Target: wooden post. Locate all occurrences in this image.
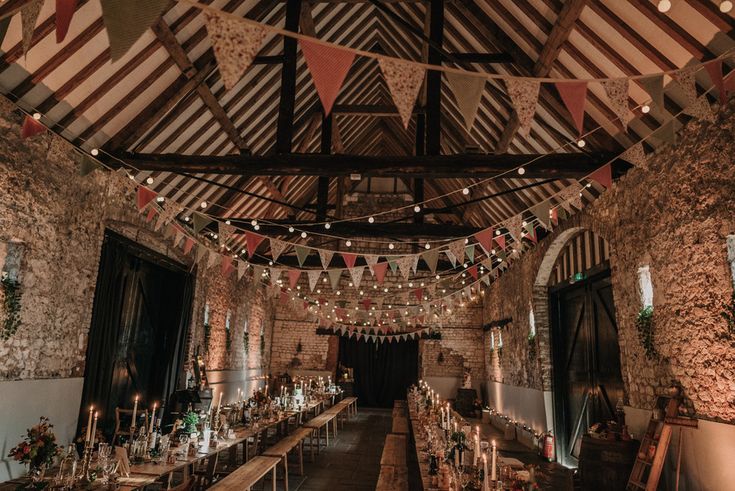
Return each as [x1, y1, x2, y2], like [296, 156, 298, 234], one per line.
[276, 0, 302, 154]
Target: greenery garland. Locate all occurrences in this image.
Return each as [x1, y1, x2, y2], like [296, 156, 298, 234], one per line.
[636, 306, 656, 359]
[1, 276, 22, 340]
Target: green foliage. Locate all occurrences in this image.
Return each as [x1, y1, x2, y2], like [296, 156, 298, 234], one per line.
[243, 331, 250, 353]
[636, 306, 656, 359]
[527, 333, 537, 361]
[203, 323, 211, 352]
[182, 411, 199, 434]
[1, 276, 22, 340]
[721, 291, 735, 339]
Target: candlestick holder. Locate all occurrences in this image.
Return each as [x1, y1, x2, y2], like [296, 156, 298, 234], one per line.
[77, 442, 94, 484]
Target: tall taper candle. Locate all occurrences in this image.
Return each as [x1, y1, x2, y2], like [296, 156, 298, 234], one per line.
[131, 395, 139, 431]
[482, 453, 489, 491]
[91, 412, 98, 446]
[85, 406, 93, 444]
[149, 403, 157, 433]
[491, 440, 497, 481]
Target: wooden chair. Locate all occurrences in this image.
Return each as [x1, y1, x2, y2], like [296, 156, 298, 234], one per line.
[113, 408, 149, 446]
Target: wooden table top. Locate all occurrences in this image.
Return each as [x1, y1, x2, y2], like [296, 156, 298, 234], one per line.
[376, 465, 408, 491]
[380, 434, 407, 467]
[208, 455, 281, 491]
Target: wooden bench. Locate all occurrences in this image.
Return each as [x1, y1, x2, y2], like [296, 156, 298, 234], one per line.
[304, 411, 339, 451]
[380, 434, 407, 467]
[209, 455, 281, 491]
[392, 414, 409, 435]
[261, 427, 313, 491]
[376, 465, 409, 491]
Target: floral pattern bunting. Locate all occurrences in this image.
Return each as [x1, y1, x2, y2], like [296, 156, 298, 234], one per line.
[446, 71, 486, 131]
[307, 270, 321, 292]
[379, 58, 425, 129]
[21, 0, 44, 57]
[505, 79, 540, 136]
[349, 266, 364, 288]
[319, 249, 334, 270]
[270, 238, 289, 261]
[601, 78, 630, 130]
[621, 143, 647, 169]
[503, 214, 524, 243]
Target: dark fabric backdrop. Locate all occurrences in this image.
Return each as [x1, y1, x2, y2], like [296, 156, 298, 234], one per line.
[78, 231, 193, 437]
[338, 336, 418, 407]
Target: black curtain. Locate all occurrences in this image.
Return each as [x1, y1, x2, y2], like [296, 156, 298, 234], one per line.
[338, 336, 418, 408]
[78, 231, 193, 437]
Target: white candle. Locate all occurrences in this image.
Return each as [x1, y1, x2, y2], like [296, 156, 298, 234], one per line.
[474, 434, 479, 465]
[217, 391, 223, 411]
[491, 440, 497, 481]
[91, 412, 98, 446]
[131, 395, 139, 430]
[85, 406, 94, 444]
[482, 454, 489, 491]
[150, 403, 157, 433]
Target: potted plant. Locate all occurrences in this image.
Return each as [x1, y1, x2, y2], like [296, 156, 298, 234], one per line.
[8, 417, 61, 485]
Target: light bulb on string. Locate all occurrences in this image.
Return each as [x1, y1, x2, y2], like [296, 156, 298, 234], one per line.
[414, 205, 421, 213]
[368, 216, 375, 223]
[721, 1, 733, 13]
[324, 222, 331, 230]
[425, 243, 431, 249]
[462, 187, 470, 195]
[251, 220, 258, 227]
[577, 139, 586, 148]
[91, 148, 100, 156]
[345, 240, 352, 247]
[657, 0, 671, 13]
[32, 112, 42, 120]
[146, 176, 154, 185]
[254, 224, 260, 231]
[301, 231, 307, 238]
[641, 104, 651, 114]
[388, 243, 395, 250]
[200, 201, 207, 209]
[225, 220, 231, 225]
[517, 167, 525, 175]
[288, 226, 295, 233]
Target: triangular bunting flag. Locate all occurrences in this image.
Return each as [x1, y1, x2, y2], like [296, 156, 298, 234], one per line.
[505, 79, 540, 136]
[270, 238, 289, 261]
[468, 264, 478, 280]
[445, 71, 486, 131]
[270, 268, 282, 286]
[422, 249, 439, 274]
[195, 244, 208, 264]
[640, 74, 664, 111]
[307, 270, 321, 292]
[341, 253, 357, 269]
[465, 244, 475, 263]
[373, 262, 388, 284]
[183, 237, 195, 255]
[319, 249, 334, 270]
[136, 186, 157, 212]
[396, 256, 413, 280]
[299, 39, 355, 115]
[221, 256, 234, 277]
[504, 214, 523, 243]
[295, 245, 311, 267]
[525, 224, 538, 244]
[173, 227, 184, 247]
[704, 59, 725, 104]
[674, 66, 698, 107]
[555, 81, 588, 137]
[349, 266, 365, 288]
[56, 0, 78, 43]
[21, 115, 45, 138]
[100, 0, 168, 62]
[362, 298, 372, 311]
[530, 201, 552, 230]
[21, 0, 43, 57]
[288, 269, 301, 289]
[494, 234, 506, 250]
[473, 228, 493, 255]
[204, 10, 267, 90]
[245, 232, 265, 257]
[448, 239, 465, 266]
[654, 118, 678, 145]
[589, 164, 612, 189]
[414, 288, 424, 302]
[218, 221, 235, 247]
[145, 207, 157, 223]
[364, 255, 379, 275]
[621, 143, 647, 169]
[410, 254, 420, 274]
[684, 95, 715, 122]
[601, 78, 630, 130]
[328, 269, 342, 290]
[192, 212, 212, 234]
[378, 57, 425, 128]
[388, 259, 399, 273]
[237, 261, 248, 280]
[0, 17, 10, 49]
[206, 249, 220, 270]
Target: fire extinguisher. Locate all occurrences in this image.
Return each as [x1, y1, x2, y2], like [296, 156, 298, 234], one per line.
[542, 431, 555, 462]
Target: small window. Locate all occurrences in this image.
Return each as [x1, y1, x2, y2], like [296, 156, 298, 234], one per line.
[498, 331, 504, 349]
[203, 302, 210, 325]
[490, 331, 495, 350]
[529, 306, 536, 338]
[728, 235, 735, 287]
[225, 310, 231, 331]
[638, 265, 654, 308]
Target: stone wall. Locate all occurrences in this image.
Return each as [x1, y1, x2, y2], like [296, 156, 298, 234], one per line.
[481, 100, 735, 424]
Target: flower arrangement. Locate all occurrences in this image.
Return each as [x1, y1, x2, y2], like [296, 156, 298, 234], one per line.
[8, 417, 61, 474]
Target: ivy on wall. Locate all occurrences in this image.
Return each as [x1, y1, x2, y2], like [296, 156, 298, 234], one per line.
[636, 306, 656, 359]
[1, 276, 22, 340]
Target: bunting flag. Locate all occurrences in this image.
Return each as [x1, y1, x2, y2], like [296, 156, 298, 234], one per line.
[218, 221, 235, 247]
[204, 10, 267, 90]
[328, 269, 342, 289]
[183, 237, 195, 256]
[525, 223, 537, 244]
[473, 228, 493, 255]
[145, 207, 157, 224]
[446, 71, 486, 131]
[621, 143, 647, 169]
[388, 259, 399, 273]
[157, 202, 183, 227]
[530, 201, 552, 230]
[704, 60, 725, 104]
[674, 66, 698, 107]
[468, 264, 478, 280]
[505, 79, 540, 136]
[378, 58, 425, 129]
[299, 39, 355, 116]
[206, 250, 220, 270]
[21, 115, 45, 138]
[173, 227, 184, 247]
[365, 255, 379, 275]
[504, 214, 523, 243]
[56, 0, 78, 43]
[410, 255, 420, 274]
[252, 265, 265, 281]
[221, 256, 234, 277]
[319, 249, 334, 270]
[288, 269, 301, 289]
[588, 164, 612, 189]
[448, 239, 465, 266]
[195, 244, 207, 264]
[136, 186, 157, 211]
[341, 253, 357, 269]
[270, 238, 289, 261]
[396, 256, 413, 280]
[640, 74, 664, 111]
[559, 185, 583, 210]
[465, 244, 475, 263]
[307, 270, 321, 292]
[295, 245, 310, 267]
[601, 78, 630, 130]
[237, 260, 248, 280]
[192, 212, 212, 234]
[100, 0, 168, 61]
[245, 231, 265, 257]
[654, 118, 678, 145]
[270, 268, 282, 286]
[362, 298, 372, 311]
[414, 288, 424, 302]
[21, 0, 44, 57]
[555, 81, 587, 137]
[684, 95, 715, 122]
[349, 266, 364, 288]
[373, 261, 388, 284]
[422, 249, 439, 274]
[494, 234, 506, 250]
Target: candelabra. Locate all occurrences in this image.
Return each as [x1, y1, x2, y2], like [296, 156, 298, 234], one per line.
[77, 442, 94, 484]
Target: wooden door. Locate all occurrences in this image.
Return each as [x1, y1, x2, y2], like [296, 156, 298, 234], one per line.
[550, 270, 624, 466]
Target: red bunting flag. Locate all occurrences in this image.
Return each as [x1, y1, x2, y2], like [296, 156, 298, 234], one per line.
[341, 253, 357, 269]
[145, 207, 156, 223]
[589, 164, 612, 189]
[55, 0, 78, 43]
[221, 256, 233, 276]
[183, 237, 195, 255]
[555, 81, 588, 137]
[494, 234, 506, 250]
[21, 115, 45, 138]
[373, 262, 388, 284]
[280, 290, 289, 303]
[473, 228, 493, 254]
[550, 207, 559, 226]
[704, 60, 726, 104]
[136, 186, 157, 211]
[288, 269, 301, 289]
[362, 298, 372, 311]
[300, 39, 355, 116]
[526, 227, 538, 244]
[245, 231, 265, 257]
[414, 288, 424, 302]
[468, 264, 478, 280]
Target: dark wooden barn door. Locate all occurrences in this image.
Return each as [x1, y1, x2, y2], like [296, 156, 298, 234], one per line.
[550, 270, 624, 466]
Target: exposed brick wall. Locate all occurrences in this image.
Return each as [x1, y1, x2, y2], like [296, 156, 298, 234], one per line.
[481, 100, 735, 423]
[0, 98, 274, 384]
